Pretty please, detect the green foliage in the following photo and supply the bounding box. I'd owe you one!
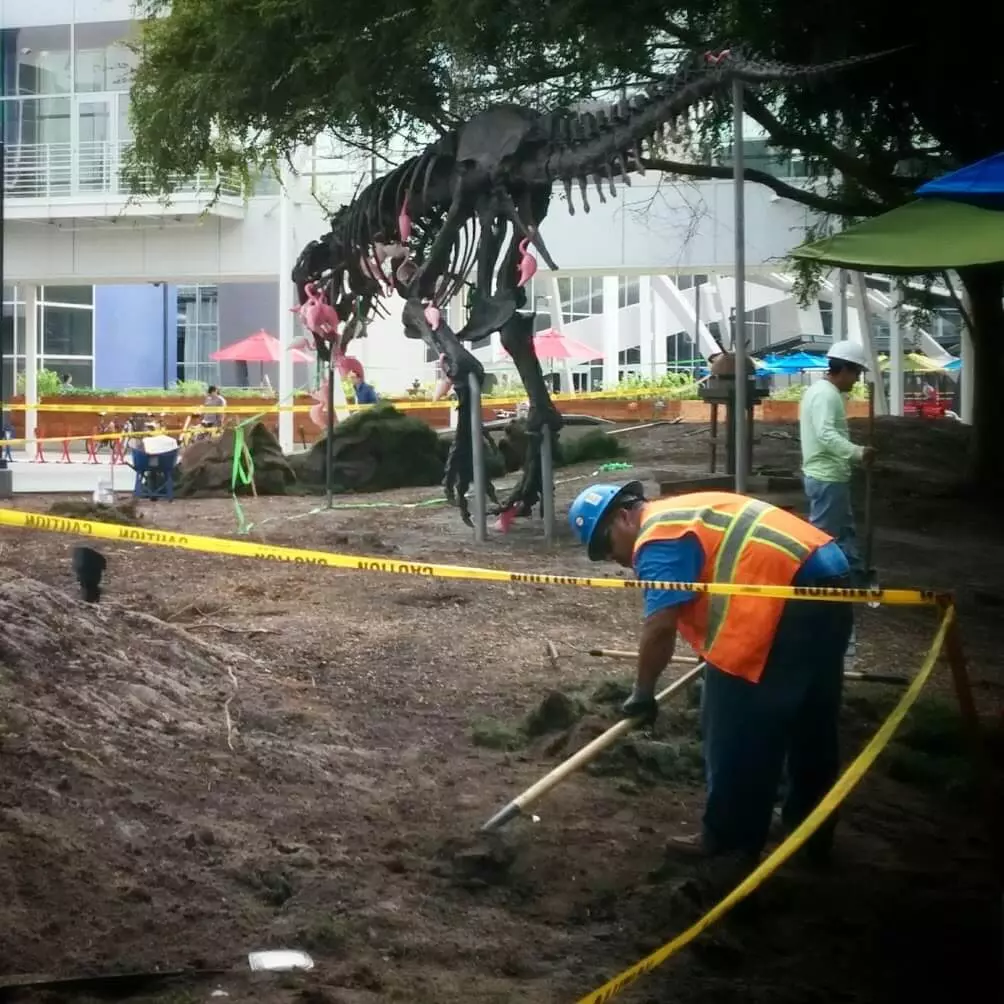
[15,368,63,396]
[614,372,701,400]
[770,380,867,401]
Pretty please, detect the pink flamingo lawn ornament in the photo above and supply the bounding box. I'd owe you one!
[291,282,341,339]
[398,202,412,244]
[423,302,441,329]
[516,237,538,288]
[309,356,367,429]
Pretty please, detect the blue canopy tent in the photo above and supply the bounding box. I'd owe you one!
[916,152,1004,209]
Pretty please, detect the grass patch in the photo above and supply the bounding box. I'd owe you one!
[882,697,979,800]
[470,717,527,751]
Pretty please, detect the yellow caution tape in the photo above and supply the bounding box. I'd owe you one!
[574,602,955,1004]
[0,508,940,606]
[3,383,701,415]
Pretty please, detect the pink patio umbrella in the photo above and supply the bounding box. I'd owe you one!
[211,329,312,364]
[502,327,600,395]
[526,327,601,361]
[211,329,312,387]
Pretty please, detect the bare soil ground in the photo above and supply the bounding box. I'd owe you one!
[0,417,1000,1004]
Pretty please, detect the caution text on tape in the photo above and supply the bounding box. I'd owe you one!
[0,508,941,606]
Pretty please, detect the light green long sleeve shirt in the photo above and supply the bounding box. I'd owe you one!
[799,379,864,483]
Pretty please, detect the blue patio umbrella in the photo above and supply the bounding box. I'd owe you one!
[761,351,829,373]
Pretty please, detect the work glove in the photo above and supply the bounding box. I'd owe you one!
[621,684,658,726]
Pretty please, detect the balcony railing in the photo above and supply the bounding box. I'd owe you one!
[3,141,244,202]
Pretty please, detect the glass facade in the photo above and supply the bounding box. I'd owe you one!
[1,20,138,198]
[176,285,221,385]
[1,285,95,397]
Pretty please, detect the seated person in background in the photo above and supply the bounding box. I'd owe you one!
[350,370,378,405]
[202,385,227,427]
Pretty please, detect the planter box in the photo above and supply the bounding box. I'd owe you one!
[7,394,317,442]
[761,400,800,423]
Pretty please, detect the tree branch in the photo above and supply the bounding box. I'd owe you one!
[741,94,905,206]
[640,157,885,217]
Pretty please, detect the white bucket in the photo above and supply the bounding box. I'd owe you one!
[93,481,114,505]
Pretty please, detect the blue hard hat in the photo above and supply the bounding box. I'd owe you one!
[568,481,645,560]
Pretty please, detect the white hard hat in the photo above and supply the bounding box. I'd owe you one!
[826,339,869,369]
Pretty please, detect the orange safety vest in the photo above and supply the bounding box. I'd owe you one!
[632,491,832,683]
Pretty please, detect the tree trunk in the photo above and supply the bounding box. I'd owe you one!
[958,265,1004,491]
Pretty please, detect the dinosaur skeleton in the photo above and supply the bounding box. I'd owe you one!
[292,47,888,527]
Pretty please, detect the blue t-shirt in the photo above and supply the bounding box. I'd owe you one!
[635,535,849,619]
[354,382,378,404]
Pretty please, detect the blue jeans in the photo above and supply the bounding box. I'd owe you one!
[700,584,853,860]
[803,476,865,585]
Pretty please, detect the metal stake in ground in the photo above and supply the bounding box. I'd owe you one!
[541,428,555,546]
[325,354,335,509]
[481,662,706,833]
[468,372,487,543]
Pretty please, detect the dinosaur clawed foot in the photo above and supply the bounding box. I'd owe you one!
[494,424,559,533]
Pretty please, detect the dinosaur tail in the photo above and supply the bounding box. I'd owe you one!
[533,47,903,214]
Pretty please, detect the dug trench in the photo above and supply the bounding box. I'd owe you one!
[0,418,1000,1003]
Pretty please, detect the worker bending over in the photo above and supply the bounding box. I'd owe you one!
[569,483,853,869]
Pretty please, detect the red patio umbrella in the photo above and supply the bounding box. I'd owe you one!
[210,329,312,364]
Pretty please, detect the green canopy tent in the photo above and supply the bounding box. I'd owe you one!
[788,197,1004,423]
[789,198,1004,273]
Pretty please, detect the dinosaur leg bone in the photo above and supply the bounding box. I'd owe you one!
[401,298,496,524]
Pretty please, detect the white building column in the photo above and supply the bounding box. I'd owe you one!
[602,275,619,389]
[24,285,38,452]
[652,276,720,360]
[887,287,904,417]
[277,166,295,452]
[638,275,655,377]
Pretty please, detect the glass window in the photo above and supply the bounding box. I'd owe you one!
[619,277,640,308]
[570,277,591,316]
[2,96,72,146]
[1,25,72,97]
[43,358,93,389]
[197,287,219,326]
[1,302,13,358]
[41,304,93,357]
[42,285,93,306]
[73,21,139,93]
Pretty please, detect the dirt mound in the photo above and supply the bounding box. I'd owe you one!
[0,575,247,766]
[288,403,450,492]
[176,422,295,497]
[47,499,142,526]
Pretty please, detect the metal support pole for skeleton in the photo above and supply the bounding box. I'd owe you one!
[731,78,749,494]
[325,355,335,509]
[468,372,487,543]
[540,428,554,545]
[480,662,706,832]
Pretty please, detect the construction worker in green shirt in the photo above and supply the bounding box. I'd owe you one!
[798,340,876,586]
